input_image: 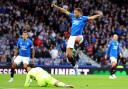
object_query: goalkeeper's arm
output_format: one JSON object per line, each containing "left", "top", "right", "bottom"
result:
{"left": 24, "top": 74, "right": 31, "bottom": 87}
{"left": 51, "top": 4, "right": 70, "bottom": 15}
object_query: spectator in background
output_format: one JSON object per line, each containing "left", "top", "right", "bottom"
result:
{"left": 34, "top": 37, "right": 43, "bottom": 47}
{"left": 121, "top": 45, "right": 128, "bottom": 64}
{"left": 86, "top": 44, "right": 94, "bottom": 58}
{"left": 50, "top": 45, "right": 59, "bottom": 60}
{"left": 42, "top": 47, "right": 51, "bottom": 58}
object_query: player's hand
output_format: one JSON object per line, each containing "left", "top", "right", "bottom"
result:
{"left": 119, "top": 53, "right": 122, "bottom": 58}
{"left": 96, "top": 11, "right": 103, "bottom": 17}
{"left": 105, "top": 55, "right": 108, "bottom": 59}
{"left": 51, "top": 4, "right": 55, "bottom": 7}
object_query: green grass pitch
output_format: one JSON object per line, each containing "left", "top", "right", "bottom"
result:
{"left": 0, "top": 74, "right": 128, "bottom": 89}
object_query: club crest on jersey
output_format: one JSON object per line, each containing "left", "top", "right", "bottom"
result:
{"left": 21, "top": 46, "right": 27, "bottom": 50}
{"left": 27, "top": 42, "right": 29, "bottom": 46}
{"left": 73, "top": 20, "right": 80, "bottom": 25}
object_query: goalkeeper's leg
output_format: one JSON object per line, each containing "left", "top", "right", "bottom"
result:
{"left": 48, "top": 76, "right": 74, "bottom": 88}
{"left": 54, "top": 81, "right": 74, "bottom": 88}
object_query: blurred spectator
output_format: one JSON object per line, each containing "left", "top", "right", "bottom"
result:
{"left": 50, "top": 46, "right": 59, "bottom": 60}
{"left": 122, "top": 46, "right": 128, "bottom": 59}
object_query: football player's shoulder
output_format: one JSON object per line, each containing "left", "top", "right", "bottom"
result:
{"left": 82, "top": 16, "right": 89, "bottom": 21}
{"left": 109, "top": 40, "right": 113, "bottom": 44}
{"left": 28, "top": 38, "right": 33, "bottom": 43}
{"left": 36, "top": 67, "right": 42, "bottom": 70}
{"left": 18, "top": 38, "right": 23, "bottom": 42}
{"left": 34, "top": 67, "right": 43, "bottom": 71}
{"left": 82, "top": 16, "right": 89, "bottom": 19}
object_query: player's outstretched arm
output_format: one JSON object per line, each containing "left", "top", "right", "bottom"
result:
{"left": 105, "top": 41, "right": 111, "bottom": 59}
{"left": 24, "top": 74, "right": 31, "bottom": 87}
{"left": 88, "top": 11, "right": 103, "bottom": 20}
{"left": 51, "top": 4, "right": 70, "bottom": 15}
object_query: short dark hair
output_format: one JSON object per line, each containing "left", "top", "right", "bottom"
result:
{"left": 22, "top": 31, "right": 28, "bottom": 36}
{"left": 74, "top": 8, "right": 83, "bottom": 15}
{"left": 28, "top": 64, "right": 35, "bottom": 68}
{"left": 22, "top": 30, "right": 28, "bottom": 34}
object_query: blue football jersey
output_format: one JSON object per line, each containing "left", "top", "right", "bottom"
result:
{"left": 69, "top": 13, "right": 89, "bottom": 36}
{"left": 106, "top": 40, "right": 121, "bottom": 59}
{"left": 17, "top": 38, "right": 33, "bottom": 57}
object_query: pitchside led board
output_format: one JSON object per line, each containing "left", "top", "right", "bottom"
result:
{"left": 0, "top": 67, "right": 128, "bottom": 76}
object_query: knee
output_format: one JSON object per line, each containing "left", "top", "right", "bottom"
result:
{"left": 12, "top": 63, "right": 17, "bottom": 69}
{"left": 112, "top": 62, "right": 117, "bottom": 67}
{"left": 67, "top": 53, "right": 72, "bottom": 58}
{"left": 23, "top": 64, "right": 28, "bottom": 69}
{"left": 66, "top": 50, "right": 72, "bottom": 58}
{"left": 38, "top": 82, "right": 47, "bottom": 87}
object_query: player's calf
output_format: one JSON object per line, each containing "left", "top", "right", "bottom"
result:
{"left": 8, "top": 63, "right": 17, "bottom": 82}
{"left": 23, "top": 63, "right": 29, "bottom": 72}
{"left": 55, "top": 81, "right": 74, "bottom": 88}
{"left": 111, "top": 62, "right": 117, "bottom": 75}
{"left": 109, "top": 62, "right": 117, "bottom": 79}
{"left": 66, "top": 48, "right": 76, "bottom": 67}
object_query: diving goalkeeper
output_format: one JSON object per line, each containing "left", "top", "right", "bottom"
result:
{"left": 24, "top": 67, "right": 74, "bottom": 88}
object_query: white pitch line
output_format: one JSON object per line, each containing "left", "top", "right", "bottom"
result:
{"left": 0, "top": 87, "right": 20, "bottom": 89}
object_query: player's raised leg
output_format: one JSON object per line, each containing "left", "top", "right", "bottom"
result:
{"left": 66, "top": 48, "right": 76, "bottom": 66}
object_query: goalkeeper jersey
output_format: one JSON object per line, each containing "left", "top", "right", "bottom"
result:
{"left": 24, "top": 67, "right": 50, "bottom": 86}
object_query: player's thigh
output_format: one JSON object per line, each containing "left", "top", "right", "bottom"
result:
{"left": 22, "top": 57, "right": 30, "bottom": 68}
{"left": 37, "top": 78, "right": 48, "bottom": 87}
{"left": 22, "top": 57, "right": 30, "bottom": 64}
{"left": 66, "top": 48, "right": 73, "bottom": 56}
{"left": 67, "top": 36, "right": 76, "bottom": 49}
{"left": 110, "top": 57, "right": 117, "bottom": 65}
{"left": 13, "top": 56, "right": 22, "bottom": 65}
{"left": 46, "top": 76, "right": 57, "bottom": 86}
{"left": 76, "top": 35, "right": 83, "bottom": 44}
{"left": 38, "top": 80, "right": 47, "bottom": 87}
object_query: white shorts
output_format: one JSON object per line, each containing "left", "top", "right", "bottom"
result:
{"left": 110, "top": 57, "right": 117, "bottom": 63}
{"left": 14, "top": 56, "right": 30, "bottom": 65}
{"left": 67, "top": 35, "right": 83, "bottom": 48}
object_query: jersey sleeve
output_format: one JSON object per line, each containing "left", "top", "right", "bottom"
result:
{"left": 68, "top": 13, "right": 75, "bottom": 19}
{"left": 83, "top": 16, "right": 89, "bottom": 22}
{"left": 24, "top": 73, "right": 31, "bottom": 87}
{"left": 29, "top": 39, "right": 34, "bottom": 49}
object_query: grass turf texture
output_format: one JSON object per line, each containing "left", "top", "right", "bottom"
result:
{"left": 0, "top": 75, "right": 128, "bottom": 89}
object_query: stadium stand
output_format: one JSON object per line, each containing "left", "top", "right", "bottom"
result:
{"left": 0, "top": 0, "right": 128, "bottom": 67}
